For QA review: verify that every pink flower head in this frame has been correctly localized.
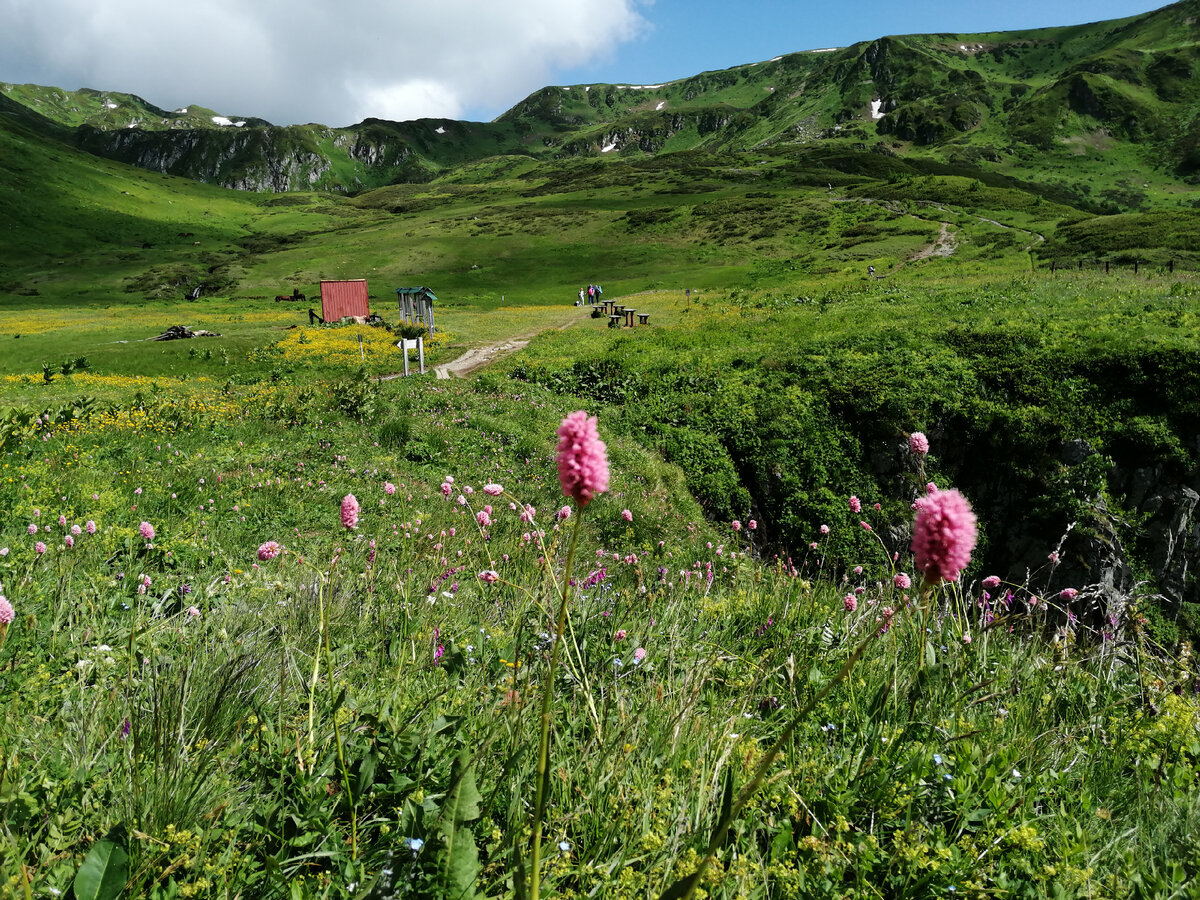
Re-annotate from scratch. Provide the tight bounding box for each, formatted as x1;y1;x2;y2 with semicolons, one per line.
478;569;499;584
257;541;281;561
64;535;74;548
27;524;37;535
35;541;47;555
58;514;67;526
483;483;504;496
476;510;492;528
86;520;97;535
614;629;627;640
558;506;571;520
926;482;938;495
440;482;453;497
849;495;862;513
909;432;930;455
186;606;200;617
0;596;13;625
893;572;912;590
748;520;757;530
633;647;646;663
71;524;82;536
843;594;858;612
860;521;872;532
384;482;396;495
621;509;633;523
912;489;977;584
341;494;360;529
982;575;1001;589
556;411;609;507
731;520;742;532
139;521;155;541
1059;588;1078;600
820;524;830;535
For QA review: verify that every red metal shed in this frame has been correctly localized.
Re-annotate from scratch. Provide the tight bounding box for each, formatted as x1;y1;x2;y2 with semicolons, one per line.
320;280;370;321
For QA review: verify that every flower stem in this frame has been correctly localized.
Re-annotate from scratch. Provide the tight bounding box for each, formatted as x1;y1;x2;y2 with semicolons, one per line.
530;504;584;900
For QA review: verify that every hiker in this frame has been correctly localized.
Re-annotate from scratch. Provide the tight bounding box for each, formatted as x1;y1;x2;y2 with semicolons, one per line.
867;265;875;278
579;287;586;304
587;285;596;303
595;284;603;296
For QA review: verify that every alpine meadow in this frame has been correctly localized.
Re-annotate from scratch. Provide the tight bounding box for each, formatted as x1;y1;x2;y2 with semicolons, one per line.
3;2;1200;898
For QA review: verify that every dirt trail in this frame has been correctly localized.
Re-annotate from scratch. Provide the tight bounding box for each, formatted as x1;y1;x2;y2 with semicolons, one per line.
434;338;532;379
415;306;593;380
910;221;957;260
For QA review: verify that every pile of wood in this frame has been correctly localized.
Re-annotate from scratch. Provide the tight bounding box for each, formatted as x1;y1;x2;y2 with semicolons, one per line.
144;325;221;341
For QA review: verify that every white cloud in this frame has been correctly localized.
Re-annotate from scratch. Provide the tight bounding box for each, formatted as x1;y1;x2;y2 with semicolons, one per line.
0;0;648;126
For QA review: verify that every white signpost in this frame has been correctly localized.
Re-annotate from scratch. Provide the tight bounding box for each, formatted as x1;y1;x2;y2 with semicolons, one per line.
397;336;425;376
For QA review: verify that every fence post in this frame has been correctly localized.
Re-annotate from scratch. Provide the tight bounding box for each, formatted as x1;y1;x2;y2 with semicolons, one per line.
1169;259;1175;274
1134;259;1139;276
1105;261;1110;274
418;336;425;375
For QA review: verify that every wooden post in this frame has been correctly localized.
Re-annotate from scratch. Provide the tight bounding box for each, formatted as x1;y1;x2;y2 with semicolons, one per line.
1169;259;1175;273
358;334;364;361
1078;259;1083;271
1134;259;1139;276
418;336;425;374
1105;261;1110;274
1051;260;1056;274
402;340;410;377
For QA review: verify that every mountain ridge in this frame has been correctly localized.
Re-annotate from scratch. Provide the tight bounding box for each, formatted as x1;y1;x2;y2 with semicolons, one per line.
2;0;1199;196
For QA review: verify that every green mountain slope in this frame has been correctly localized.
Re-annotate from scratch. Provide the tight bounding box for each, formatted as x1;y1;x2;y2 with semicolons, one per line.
4;1;1199;196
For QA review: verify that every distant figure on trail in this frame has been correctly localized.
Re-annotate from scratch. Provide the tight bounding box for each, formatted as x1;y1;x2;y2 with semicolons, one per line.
579;288;586;305
867;265;875;278
587;285;596;303
596;284;603;296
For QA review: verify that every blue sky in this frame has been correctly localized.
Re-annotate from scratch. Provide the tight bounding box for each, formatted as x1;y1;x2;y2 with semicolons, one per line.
0;0;1174;126
559;1;1170;101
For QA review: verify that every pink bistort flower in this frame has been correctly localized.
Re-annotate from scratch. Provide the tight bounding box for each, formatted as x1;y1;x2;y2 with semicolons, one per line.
843;594;858;612
621;509;633;523
341;494;360;529
909;432;930;455
556;411;609;507
384;482;396;496
478;570;499;584
35;541;47;555
982;575;1001;589
849;495;862;513
257;541;281;561
912;489;977;584
86;520;97;535
1059;588;1078;600
139;521;155;541
894;572;912;590
0;596;14;625
483;483;504;496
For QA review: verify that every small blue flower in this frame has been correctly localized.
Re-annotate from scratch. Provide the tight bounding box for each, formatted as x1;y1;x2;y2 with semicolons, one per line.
933;753;943;766
558;840;571;852
404;837;424;856
943;773;953;782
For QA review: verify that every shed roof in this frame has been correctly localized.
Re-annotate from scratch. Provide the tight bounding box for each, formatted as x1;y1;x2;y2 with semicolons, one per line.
320;280;370;321
393;286;437;301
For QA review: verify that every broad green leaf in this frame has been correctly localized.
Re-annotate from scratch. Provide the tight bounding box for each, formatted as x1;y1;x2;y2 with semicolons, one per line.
73;826;129;900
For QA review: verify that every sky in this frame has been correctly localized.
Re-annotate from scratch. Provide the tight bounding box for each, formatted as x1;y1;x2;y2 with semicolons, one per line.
0;0;1174;128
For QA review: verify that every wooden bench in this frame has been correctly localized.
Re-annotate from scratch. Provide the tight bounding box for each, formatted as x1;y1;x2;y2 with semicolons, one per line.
608;315;623;328
638;313;650;325
624;308;636;327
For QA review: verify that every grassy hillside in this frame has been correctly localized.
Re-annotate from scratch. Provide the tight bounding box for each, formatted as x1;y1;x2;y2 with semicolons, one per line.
2;19;1200;895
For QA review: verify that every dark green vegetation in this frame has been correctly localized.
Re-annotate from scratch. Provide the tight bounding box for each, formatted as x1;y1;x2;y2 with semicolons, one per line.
2;3;1200;898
